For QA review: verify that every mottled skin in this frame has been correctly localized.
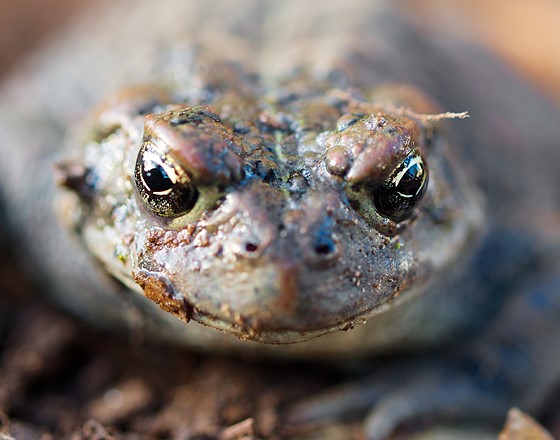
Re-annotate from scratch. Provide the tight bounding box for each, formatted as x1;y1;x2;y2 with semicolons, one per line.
0;0;559;438
60;77;478;348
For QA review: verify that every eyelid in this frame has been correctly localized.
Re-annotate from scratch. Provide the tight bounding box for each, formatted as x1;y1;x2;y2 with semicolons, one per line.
143;106;246;185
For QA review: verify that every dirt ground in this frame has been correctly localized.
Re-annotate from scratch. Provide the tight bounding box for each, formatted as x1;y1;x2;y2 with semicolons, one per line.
0;1;559;439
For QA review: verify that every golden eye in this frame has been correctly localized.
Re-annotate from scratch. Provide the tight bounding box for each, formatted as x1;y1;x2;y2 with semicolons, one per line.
134;140;198;218
374;149;428;222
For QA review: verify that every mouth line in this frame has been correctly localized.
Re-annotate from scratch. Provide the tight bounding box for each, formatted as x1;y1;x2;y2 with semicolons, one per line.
189;293;401;344
193;310;354;344
131;258;427;344
186;270;434;344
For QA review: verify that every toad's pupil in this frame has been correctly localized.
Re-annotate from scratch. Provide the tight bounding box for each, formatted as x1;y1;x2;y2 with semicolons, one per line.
398;163;423;196
143;162;172;192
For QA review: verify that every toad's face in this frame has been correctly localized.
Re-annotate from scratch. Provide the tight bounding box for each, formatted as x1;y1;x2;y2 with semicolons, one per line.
58;70;482;344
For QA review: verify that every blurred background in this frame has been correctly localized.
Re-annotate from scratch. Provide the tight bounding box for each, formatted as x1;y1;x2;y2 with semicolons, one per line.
403;0;560;104
0;0;559;102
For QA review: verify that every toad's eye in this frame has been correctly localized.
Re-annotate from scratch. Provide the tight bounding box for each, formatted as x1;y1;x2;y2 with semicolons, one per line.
374;149;428;222
134;141;198;217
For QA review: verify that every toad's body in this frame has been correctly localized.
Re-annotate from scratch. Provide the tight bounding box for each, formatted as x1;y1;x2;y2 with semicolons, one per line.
0;0;559;437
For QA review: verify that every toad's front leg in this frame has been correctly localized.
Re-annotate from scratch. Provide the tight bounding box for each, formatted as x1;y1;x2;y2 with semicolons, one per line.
287;273;560;439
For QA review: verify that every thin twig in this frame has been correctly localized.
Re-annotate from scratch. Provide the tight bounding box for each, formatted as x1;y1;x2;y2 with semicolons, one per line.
218;418;255;440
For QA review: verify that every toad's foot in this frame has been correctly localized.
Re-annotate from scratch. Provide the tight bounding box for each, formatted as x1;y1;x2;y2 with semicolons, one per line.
286;274;560;439
286;361;510;439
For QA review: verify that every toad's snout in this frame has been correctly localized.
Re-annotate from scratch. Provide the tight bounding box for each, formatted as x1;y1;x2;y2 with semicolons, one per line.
136;179;408;344
209;183;342;267
141;184;381;343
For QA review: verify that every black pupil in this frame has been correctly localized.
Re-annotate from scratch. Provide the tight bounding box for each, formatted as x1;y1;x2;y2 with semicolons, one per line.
143;161;172;192
397;162;423;195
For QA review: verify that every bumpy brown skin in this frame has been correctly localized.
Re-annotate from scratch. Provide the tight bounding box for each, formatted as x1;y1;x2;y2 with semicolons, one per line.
63;70;481;348
0;0;559;438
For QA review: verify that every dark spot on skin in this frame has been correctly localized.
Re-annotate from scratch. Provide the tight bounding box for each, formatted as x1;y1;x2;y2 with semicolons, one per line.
233;121;251;134
336;113;362;132
245;242;259;253
254;160;265;176
314;243;335;256
287;173;309;194
312;226;338;260
169;114;197;126
197;108;221;122
54;161;97;200
169;107;221;126
262;169;277;183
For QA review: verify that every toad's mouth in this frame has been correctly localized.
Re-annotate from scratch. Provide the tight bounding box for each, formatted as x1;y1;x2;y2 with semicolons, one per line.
131;248;428;344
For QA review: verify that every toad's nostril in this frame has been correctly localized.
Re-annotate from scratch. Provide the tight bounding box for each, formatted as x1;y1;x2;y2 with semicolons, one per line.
313;240;336;256
314;243;332;255
245;242;259;253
